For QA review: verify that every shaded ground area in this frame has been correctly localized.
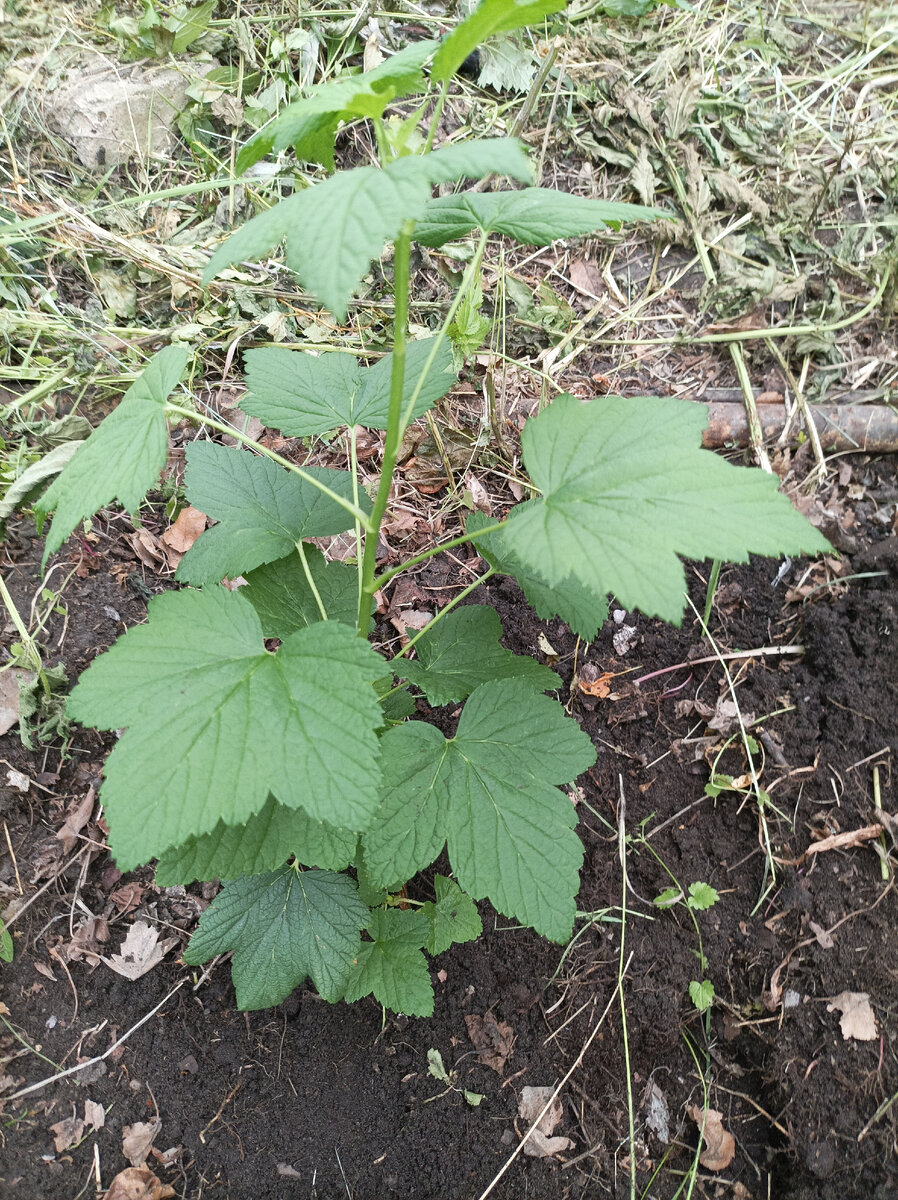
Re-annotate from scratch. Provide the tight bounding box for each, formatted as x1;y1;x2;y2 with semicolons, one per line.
1;465;896;1199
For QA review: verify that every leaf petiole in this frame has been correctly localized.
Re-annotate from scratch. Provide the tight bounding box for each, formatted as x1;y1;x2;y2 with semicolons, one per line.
165;403;374;531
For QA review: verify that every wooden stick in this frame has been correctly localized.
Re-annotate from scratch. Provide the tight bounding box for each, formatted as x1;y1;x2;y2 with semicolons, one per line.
702;402;898;452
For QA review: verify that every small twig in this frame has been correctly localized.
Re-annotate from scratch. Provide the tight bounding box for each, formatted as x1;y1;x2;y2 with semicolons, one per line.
3;822;23;894
634;644;805;686
199;1079;244;1144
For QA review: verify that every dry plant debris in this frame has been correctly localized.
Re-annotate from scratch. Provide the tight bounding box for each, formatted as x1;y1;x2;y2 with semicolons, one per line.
827;991;878;1042
517;1085;575;1157
688;1105;736;1171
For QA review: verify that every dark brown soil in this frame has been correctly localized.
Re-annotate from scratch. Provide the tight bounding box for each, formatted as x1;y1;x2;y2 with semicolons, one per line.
1;464;897;1200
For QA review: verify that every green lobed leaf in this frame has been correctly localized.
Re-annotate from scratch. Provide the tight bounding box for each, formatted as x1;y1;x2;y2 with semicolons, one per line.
423;875;482;954
243;546;363;639
689;979;714;1012
183;865;368;1010
342;907;433;1016
502;394;831;624
363;680;595;940
241;336;456;436
155;793;357;885
236;40;438;173
35;346;188;563
203;140;532;319
68;587;385;869
686;882;719;911
398;604;559;705
176;442;363;585
414;188;661;248
467;512;609;640
433;0;564;82
362;722;448;888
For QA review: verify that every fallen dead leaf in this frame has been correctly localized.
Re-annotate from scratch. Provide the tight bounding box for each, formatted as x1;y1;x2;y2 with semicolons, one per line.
122;1118;161;1167
102;922;178;981
465;472;492;514
827;991;878;1041
109;882;146;915
104;1166;175;1200
6;766;30;793
161;506;207;569
128;527;167;571
50;1112;84;1153
0;667;34;735
518;1086;575;1158
688;1105;735;1171
57;788;95;853
465;1011;514;1074
567;258;605;298
84;1099;105;1130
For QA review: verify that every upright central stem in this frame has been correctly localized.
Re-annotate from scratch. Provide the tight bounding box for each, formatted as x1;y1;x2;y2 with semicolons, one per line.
357;220;414;635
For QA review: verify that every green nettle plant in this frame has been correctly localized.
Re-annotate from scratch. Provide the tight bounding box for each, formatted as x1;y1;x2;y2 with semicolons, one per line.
34;0;829;1015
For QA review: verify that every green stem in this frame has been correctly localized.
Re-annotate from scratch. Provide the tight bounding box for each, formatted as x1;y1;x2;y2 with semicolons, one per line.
165;403;372;530
702;559;721;629
371;520;505;593
295;540;328;622
398;228;491;438
617;804;636;1200
424;79;450;154
358;220;415;634
391;568;495;664
0;573;42;673
349;425;365;617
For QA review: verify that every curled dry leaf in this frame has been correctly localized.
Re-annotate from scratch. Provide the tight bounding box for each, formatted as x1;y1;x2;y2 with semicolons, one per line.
518;1086;575;1158
161;505;207;569
465;1011;514;1073
827;991;878;1041
57;787;96;853
122;1118;161;1167
0;667;35;735
688;1105;735;1171
50;1112;84;1153
84;1099;105;1130
103;1166;175;1200
102;921;178;981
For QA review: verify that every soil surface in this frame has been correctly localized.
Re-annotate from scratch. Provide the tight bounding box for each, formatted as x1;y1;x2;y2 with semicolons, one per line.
1;460;897;1200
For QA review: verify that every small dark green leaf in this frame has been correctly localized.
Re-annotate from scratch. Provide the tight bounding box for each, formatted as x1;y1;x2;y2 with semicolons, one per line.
242;336;456;436
342;908;433;1016
155;794;357;885
398;605;559;705
243;546;363;639
415;188;661;248
36;346;188;563
423;875;481;954
176;443;363;584
183;865;368;1010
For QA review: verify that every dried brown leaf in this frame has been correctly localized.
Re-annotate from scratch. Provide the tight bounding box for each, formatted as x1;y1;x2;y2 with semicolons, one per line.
688;1105;735;1171
517;1085;574;1157
50;1113;84;1152
57;787;96;853
102;922;178;981
0;667;35;735
122;1118;161;1167
104;1166;175;1200
161;506;207;569
827;991;878;1041
465;1011;514;1073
